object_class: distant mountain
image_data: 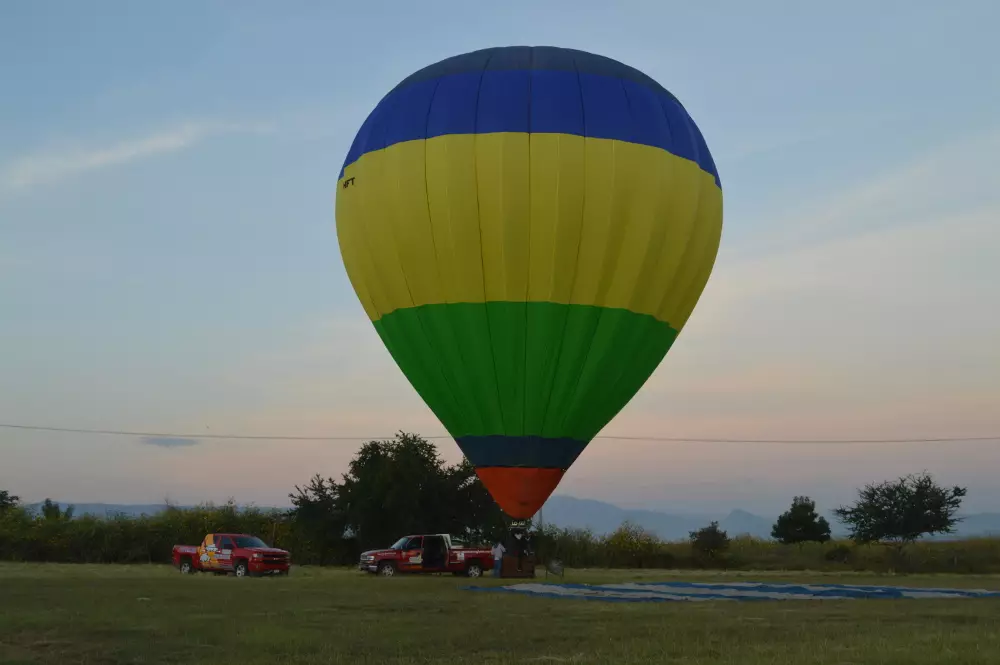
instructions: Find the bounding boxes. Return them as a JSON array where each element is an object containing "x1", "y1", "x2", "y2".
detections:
[
  {"x1": 949, "y1": 513, "x2": 1000, "y2": 538},
  {"x1": 718, "y1": 508, "x2": 776, "y2": 539},
  {"x1": 25, "y1": 502, "x2": 174, "y2": 517},
  {"x1": 23, "y1": 498, "x2": 1000, "y2": 541},
  {"x1": 23, "y1": 502, "x2": 274, "y2": 518},
  {"x1": 537, "y1": 495, "x2": 1000, "y2": 542},
  {"x1": 536, "y1": 496, "x2": 779, "y2": 540}
]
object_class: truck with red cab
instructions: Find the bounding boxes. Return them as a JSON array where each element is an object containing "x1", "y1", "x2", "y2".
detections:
[
  {"x1": 359, "y1": 534, "x2": 492, "y2": 577},
  {"x1": 172, "y1": 533, "x2": 290, "y2": 577}
]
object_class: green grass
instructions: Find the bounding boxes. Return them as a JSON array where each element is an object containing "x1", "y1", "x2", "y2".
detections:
[{"x1": 2, "y1": 564, "x2": 1000, "y2": 664}]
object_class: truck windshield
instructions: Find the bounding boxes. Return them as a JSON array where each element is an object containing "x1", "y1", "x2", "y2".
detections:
[
  {"x1": 389, "y1": 537, "x2": 409, "y2": 550},
  {"x1": 233, "y1": 536, "x2": 268, "y2": 548}
]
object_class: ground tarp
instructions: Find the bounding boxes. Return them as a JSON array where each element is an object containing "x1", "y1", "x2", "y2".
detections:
[{"x1": 466, "y1": 581, "x2": 1000, "y2": 602}]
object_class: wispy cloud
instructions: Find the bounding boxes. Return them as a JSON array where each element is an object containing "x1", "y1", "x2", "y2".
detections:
[
  {"x1": 1, "y1": 121, "x2": 271, "y2": 191},
  {"x1": 733, "y1": 126, "x2": 1000, "y2": 258},
  {"x1": 715, "y1": 110, "x2": 898, "y2": 165},
  {"x1": 141, "y1": 436, "x2": 201, "y2": 448}
]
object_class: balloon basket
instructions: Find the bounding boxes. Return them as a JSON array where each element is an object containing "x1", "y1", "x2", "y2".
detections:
[
  {"x1": 499, "y1": 554, "x2": 536, "y2": 578},
  {"x1": 499, "y1": 519, "x2": 536, "y2": 578}
]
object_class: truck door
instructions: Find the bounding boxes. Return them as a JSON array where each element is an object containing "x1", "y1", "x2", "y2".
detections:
[
  {"x1": 400, "y1": 536, "x2": 423, "y2": 572},
  {"x1": 422, "y1": 535, "x2": 446, "y2": 571},
  {"x1": 216, "y1": 535, "x2": 236, "y2": 571},
  {"x1": 198, "y1": 534, "x2": 220, "y2": 570}
]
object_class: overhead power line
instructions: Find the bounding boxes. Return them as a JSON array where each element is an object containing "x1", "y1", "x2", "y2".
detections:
[{"x1": 0, "y1": 422, "x2": 997, "y2": 445}]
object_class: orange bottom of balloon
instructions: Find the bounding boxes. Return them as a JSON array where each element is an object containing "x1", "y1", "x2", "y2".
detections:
[{"x1": 474, "y1": 467, "x2": 566, "y2": 519}]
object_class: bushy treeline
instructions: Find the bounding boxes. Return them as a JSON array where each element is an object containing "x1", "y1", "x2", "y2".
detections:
[
  {"x1": 1, "y1": 436, "x2": 993, "y2": 574},
  {"x1": 0, "y1": 432, "x2": 501, "y2": 566},
  {"x1": 3, "y1": 503, "x2": 998, "y2": 574},
  {"x1": 531, "y1": 521, "x2": 1000, "y2": 574},
  {"x1": 0, "y1": 499, "x2": 359, "y2": 565}
]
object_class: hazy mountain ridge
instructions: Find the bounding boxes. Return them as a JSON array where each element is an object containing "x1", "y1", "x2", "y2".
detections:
[
  {"x1": 538, "y1": 496, "x2": 1000, "y2": 541},
  {"x1": 25, "y1": 498, "x2": 1000, "y2": 541}
]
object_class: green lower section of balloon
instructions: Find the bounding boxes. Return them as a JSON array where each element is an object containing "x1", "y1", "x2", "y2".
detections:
[{"x1": 372, "y1": 301, "x2": 679, "y2": 442}]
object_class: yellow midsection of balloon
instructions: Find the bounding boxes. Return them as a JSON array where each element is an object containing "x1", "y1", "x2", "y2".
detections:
[{"x1": 335, "y1": 132, "x2": 722, "y2": 330}]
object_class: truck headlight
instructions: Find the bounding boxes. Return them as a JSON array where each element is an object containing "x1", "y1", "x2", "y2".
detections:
[{"x1": 252, "y1": 552, "x2": 262, "y2": 559}]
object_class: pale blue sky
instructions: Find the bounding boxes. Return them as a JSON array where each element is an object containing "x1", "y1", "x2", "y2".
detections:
[{"x1": 2, "y1": 1, "x2": 998, "y2": 515}]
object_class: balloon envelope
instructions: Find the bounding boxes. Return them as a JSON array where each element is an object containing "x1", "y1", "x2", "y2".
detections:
[{"x1": 335, "y1": 46, "x2": 723, "y2": 519}]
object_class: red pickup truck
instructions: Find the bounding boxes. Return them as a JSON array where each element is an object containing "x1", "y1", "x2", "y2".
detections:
[
  {"x1": 172, "y1": 533, "x2": 290, "y2": 577},
  {"x1": 359, "y1": 533, "x2": 493, "y2": 577}
]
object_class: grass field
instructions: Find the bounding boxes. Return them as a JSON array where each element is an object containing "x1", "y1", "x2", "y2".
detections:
[{"x1": 3, "y1": 564, "x2": 1000, "y2": 664}]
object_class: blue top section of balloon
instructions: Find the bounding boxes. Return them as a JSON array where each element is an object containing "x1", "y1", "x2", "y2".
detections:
[{"x1": 339, "y1": 46, "x2": 720, "y2": 189}]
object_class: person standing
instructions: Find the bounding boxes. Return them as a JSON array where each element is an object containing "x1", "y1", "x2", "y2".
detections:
[{"x1": 491, "y1": 540, "x2": 506, "y2": 578}]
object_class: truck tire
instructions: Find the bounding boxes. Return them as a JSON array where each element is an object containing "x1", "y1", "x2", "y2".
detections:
[
  {"x1": 234, "y1": 560, "x2": 249, "y2": 578},
  {"x1": 466, "y1": 562, "x2": 483, "y2": 578},
  {"x1": 377, "y1": 562, "x2": 396, "y2": 577},
  {"x1": 179, "y1": 557, "x2": 193, "y2": 574}
]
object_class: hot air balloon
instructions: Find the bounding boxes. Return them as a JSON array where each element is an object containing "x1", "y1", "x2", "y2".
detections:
[{"x1": 335, "y1": 46, "x2": 723, "y2": 520}]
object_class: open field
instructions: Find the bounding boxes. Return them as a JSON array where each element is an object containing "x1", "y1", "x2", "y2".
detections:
[{"x1": 3, "y1": 564, "x2": 1000, "y2": 664}]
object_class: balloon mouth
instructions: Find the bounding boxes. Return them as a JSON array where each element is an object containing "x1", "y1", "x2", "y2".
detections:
[{"x1": 474, "y1": 467, "x2": 566, "y2": 520}]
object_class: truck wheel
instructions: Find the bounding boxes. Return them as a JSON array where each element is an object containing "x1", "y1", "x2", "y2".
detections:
[
  {"x1": 377, "y1": 562, "x2": 396, "y2": 577},
  {"x1": 234, "y1": 560, "x2": 249, "y2": 578},
  {"x1": 466, "y1": 562, "x2": 483, "y2": 578},
  {"x1": 179, "y1": 558, "x2": 193, "y2": 574}
]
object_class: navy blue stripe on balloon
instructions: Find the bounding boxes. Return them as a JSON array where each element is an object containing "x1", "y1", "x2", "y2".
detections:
[
  {"x1": 390, "y1": 46, "x2": 680, "y2": 103},
  {"x1": 455, "y1": 435, "x2": 588, "y2": 469},
  {"x1": 339, "y1": 68, "x2": 720, "y2": 188}
]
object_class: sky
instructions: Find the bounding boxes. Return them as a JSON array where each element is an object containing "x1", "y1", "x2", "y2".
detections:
[{"x1": 1, "y1": 1, "x2": 998, "y2": 517}]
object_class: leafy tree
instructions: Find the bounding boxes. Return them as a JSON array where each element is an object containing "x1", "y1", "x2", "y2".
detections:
[
  {"x1": 335, "y1": 431, "x2": 504, "y2": 549},
  {"x1": 771, "y1": 496, "x2": 832, "y2": 545},
  {"x1": 833, "y1": 472, "x2": 966, "y2": 549},
  {"x1": 689, "y1": 521, "x2": 730, "y2": 559},
  {"x1": 0, "y1": 490, "x2": 19, "y2": 513},
  {"x1": 603, "y1": 520, "x2": 662, "y2": 567},
  {"x1": 288, "y1": 474, "x2": 349, "y2": 564},
  {"x1": 40, "y1": 498, "x2": 74, "y2": 521}
]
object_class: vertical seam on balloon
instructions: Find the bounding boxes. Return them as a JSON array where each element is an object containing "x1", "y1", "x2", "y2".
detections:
[
  {"x1": 414, "y1": 78, "x2": 467, "y2": 428},
  {"x1": 661, "y1": 109, "x2": 709, "y2": 325},
  {"x1": 673, "y1": 115, "x2": 723, "y2": 327},
  {"x1": 352, "y1": 97, "x2": 402, "y2": 322},
  {"x1": 472, "y1": 50, "x2": 506, "y2": 438},
  {"x1": 350, "y1": 97, "x2": 453, "y2": 419},
  {"x1": 616, "y1": 77, "x2": 640, "y2": 315},
  {"x1": 674, "y1": 175, "x2": 718, "y2": 330},
  {"x1": 537, "y1": 55, "x2": 587, "y2": 440},
  {"x1": 587, "y1": 79, "x2": 659, "y2": 435},
  {"x1": 386, "y1": 79, "x2": 463, "y2": 428},
  {"x1": 587, "y1": 79, "x2": 638, "y2": 435},
  {"x1": 555, "y1": 73, "x2": 614, "y2": 441},
  {"x1": 523, "y1": 48, "x2": 534, "y2": 439},
  {"x1": 421, "y1": 85, "x2": 483, "y2": 437},
  {"x1": 652, "y1": 97, "x2": 700, "y2": 325},
  {"x1": 334, "y1": 188, "x2": 378, "y2": 320}
]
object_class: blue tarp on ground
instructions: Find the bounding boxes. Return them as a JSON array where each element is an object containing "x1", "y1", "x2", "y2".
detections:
[{"x1": 465, "y1": 580, "x2": 1000, "y2": 602}]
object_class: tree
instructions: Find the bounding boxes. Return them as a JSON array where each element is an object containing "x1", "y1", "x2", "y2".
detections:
[
  {"x1": 335, "y1": 431, "x2": 504, "y2": 549},
  {"x1": 40, "y1": 498, "x2": 74, "y2": 521},
  {"x1": 604, "y1": 520, "x2": 661, "y2": 567},
  {"x1": 0, "y1": 490, "x2": 19, "y2": 513},
  {"x1": 771, "y1": 496, "x2": 832, "y2": 545},
  {"x1": 689, "y1": 521, "x2": 729, "y2": 560},
  {"x1": 288, "y1": 474, "x2": 349, "y2": 565},
  {"x1": 833, "y1": 472, "x2": 966, "y2": 549}
]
